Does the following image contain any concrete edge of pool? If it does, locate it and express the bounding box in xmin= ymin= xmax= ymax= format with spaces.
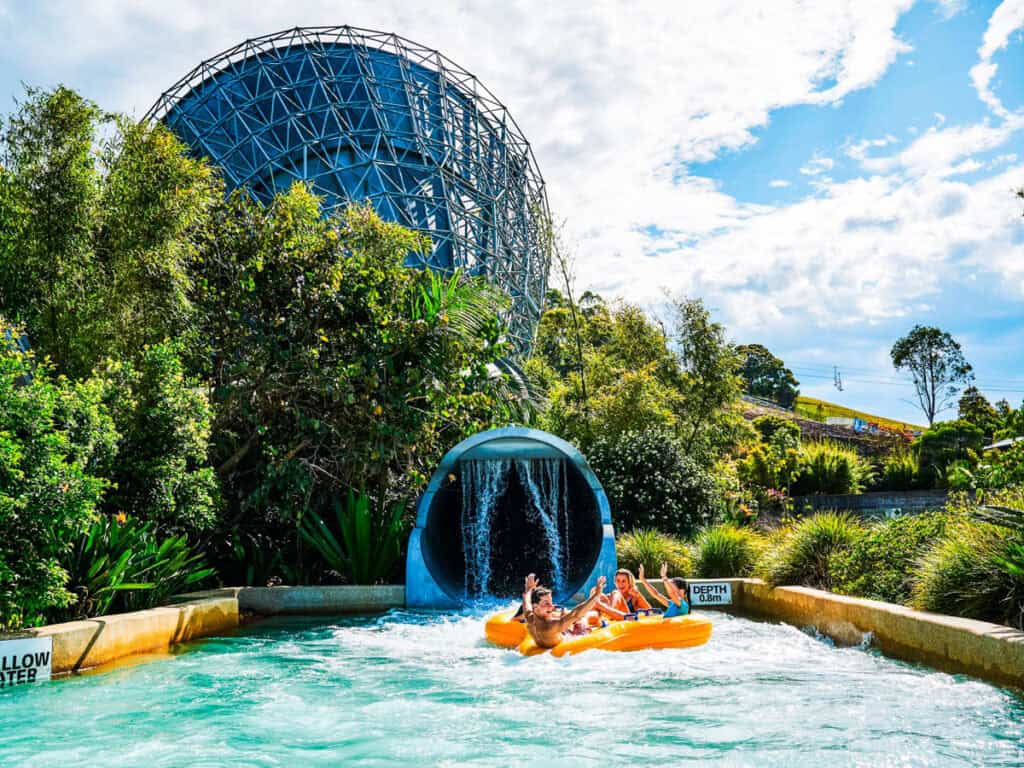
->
xmin=4 ymin=581 xmax=1023 ymax=688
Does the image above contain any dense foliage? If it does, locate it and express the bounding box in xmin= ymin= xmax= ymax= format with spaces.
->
xmin=588 ymin=428 xmax=720 ymax=536
xmin=756 ymin=512 xmax=863 ymax=590
xmin=829 ymin=512 xmax=949 ymax=604
xmin=0 ymin=338 xmax=116 ymax=630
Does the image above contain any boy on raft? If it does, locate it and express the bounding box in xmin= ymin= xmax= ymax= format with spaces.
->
xmin=638 ymin=563 xmax=690 ymax=618
xmin=520 ymin=573 xmax=606 ymax=649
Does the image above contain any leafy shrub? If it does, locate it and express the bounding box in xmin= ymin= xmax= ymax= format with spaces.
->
xmin=692 ymin=524 xmax=765 ymax=577
xmin=911 ymin=519 xmax=1024 ymax=629
xmin=791 ymin=441 xmax=875 ymax=495
xmin=756 ymin=511 xmax=863 ymax=589
xmin=0 ymin=338 xmax=117 ymax=630
xmin=57 ymin=514 xmax=214 ymax=620
xmin=99 ymin=341 xmax=221 ymax=534
xmin=829 ymin=512 xmax=948 ymax=604
xmin=738 ymin=443 xmax=800 ymax=492
xmin=752 ymin=415 xmax=800 ymax=451
xmin=616 ymin=528 xmax=692 ymax=577
xmin=947 ymin=443 xmax=1024 ymax=491
xmin=914 ymin=419 xmax=985 ymax=488
xmin=589 ymin=428 xmax=720 ymax=537
xmin=299 ymin=490 xmax=405 ymax=584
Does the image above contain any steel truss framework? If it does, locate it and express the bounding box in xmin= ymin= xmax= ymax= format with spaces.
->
xmin=147 ymin=26 xmax=551 ymax=354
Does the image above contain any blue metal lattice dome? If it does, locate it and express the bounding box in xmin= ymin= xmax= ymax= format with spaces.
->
xmin=147 ymin=26 xmax=551 ymax=353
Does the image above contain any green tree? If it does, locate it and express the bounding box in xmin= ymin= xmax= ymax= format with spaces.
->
xmin=669 ymin=296 xmax=746 ymax=460
xmin=588 ymin=428 xmax=720 ymax=537
xmin=958 ymin=386 xmax=1000 ymax=443
xmin=192 ymin=189 xmax=521 ymax=527
xmin=891 ymin=325 xmax=974 ymax=426
xmin=98 ymin=341 xmax=220 ymax=535
xmin=737 ymin=343 xmax=800 ymax=408
xmin=0 ymin=86 xmax=220 ymax=376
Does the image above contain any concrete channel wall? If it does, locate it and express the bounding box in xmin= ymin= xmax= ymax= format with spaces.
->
xmin=730 ymin=579 xmax=1024 ymax=689
xmin=24 ymin=595 xmax=239 ymax=675
xmin=7 ymin=582 xmax=1024 ymax=689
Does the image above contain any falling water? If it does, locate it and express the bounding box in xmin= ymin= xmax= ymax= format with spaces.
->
xmin=517 ymin=458 xmax=568 ymax=594
xmin=460 ymin=458 xmax=511 ymax=596
xmin=460 ymin=457 xmax=570 ymax=598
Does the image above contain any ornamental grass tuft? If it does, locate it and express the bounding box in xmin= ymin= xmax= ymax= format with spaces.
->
xmin=756 ymin=511 xmax=863 ymax=589
xmin=692 ymin=524 xmax=765 ymax=578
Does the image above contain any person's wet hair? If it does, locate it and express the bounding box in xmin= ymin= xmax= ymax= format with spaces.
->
xmin=670 ymin=577 xmax=689 ymax=600
xmin=515 ymin=587 xmax=551 ymax=618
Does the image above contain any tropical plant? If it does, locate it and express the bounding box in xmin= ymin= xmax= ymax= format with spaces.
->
xmin=299 ymin=490 xmax=406 ymax=585
xmin=692 ymin=524 xmax=765 ymax=578
xmin=588 ymin=428 xmax=721 ymax=537
xmin=791 ymin=440 xmax=876 ymax=495
xmin=756 ymin=511 xmax=863 ymax=589
xmin=58 ymin=514 xmax=214 ymax=620
xmin=947 ymin=443 xmax=1024 ymax=491
xmin=616 ymin=528 xmax=692 ymax=577
xmin=195 ymin=192 xmax=520 ymax=529
xmin=829 ymin=512 xmax=949 ymax=604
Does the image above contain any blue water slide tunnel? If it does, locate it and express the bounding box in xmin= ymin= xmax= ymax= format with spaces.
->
xmin=406 ymin=426 xmax=617 ymax=609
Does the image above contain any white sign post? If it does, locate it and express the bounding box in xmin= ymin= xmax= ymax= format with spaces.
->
xmin=0 ymin=636 xmax=53 ymax=689
xmin=688 ymin=581 xmax=733 ymax=607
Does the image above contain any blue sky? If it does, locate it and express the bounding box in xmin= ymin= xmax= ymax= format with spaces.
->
xmin=0 ymin=0 xmax=1021 ymax=426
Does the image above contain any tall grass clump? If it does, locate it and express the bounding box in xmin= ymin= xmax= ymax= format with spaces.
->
xmin=911 ymin=520 xmax=1024 ymax=629
xmin=756 ymin=511 xmax=863 ymax=589
xmin=829 ymin=511 xmax=948 ymax=604
xmin=616 ymin=528 xmax=692 ymax=577
xmin=912 ymin=488 xmax=1024 ymax=629
xmin=878 ymin=450 xmax=920 ymax=491
xmin=791 ymin=441 xmax=875 ymax=495
xmin=692 ymin=524 xmax=765 ymax=578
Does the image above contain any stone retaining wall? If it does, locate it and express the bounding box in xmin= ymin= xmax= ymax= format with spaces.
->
xmin=21 ymin=596 xmax=238 ymax=675
xmin=790 ymin=490 xmax=949 ymax=517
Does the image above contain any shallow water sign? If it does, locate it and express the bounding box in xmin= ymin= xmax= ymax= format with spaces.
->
xmin=689 ymin=581 xmax=733 ymax=607
xmin=0 ymin=637 xmax=52 ymax=689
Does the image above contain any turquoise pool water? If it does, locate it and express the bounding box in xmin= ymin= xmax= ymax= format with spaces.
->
xmin=1 ymin=609 xmax=1022 ymax=766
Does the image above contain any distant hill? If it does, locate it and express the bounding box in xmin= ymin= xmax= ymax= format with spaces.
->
xmin=793 ymin=396 xmax=926 ymax=433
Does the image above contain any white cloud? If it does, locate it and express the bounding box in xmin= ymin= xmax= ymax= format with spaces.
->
xmin=800 ymin=154 xmax=835 ymax=176
xmin=932 ymin=0 xmax=966 ymax=20
xmin=769 ymin=179 xmax=790 ymax=188
xmin=845 ymin=134 xmax=898 ymax=162
xmin=970 ymin=0 xmax=1024 ymax=116
xmin=857 ymin=116 xmax=1024 ymax=177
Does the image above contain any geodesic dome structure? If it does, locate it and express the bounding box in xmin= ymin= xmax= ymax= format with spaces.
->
xmin=147 ymin=26 xmax=551 ymax=354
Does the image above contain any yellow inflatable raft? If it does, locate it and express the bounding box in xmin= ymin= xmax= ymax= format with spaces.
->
xmin=484 ymin=609 xmax=712 ymax=657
